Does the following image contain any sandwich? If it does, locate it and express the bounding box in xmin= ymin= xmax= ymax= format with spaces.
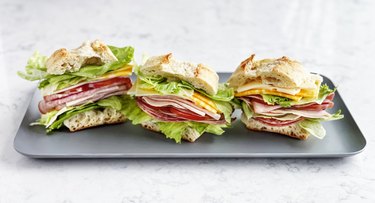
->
xmin=227 ymin=54 xmax=343 ymax=140
xmin=122 ymin=53 xmax=234 ymax=143
xmin=18 ymin=40 xmax=134 ymax=132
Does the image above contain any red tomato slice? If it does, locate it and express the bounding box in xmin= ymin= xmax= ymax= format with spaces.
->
xmin=89 ymin=77 xmax=130 ymax=89
xmin=44 ymin=77 xmax=131 ymax=101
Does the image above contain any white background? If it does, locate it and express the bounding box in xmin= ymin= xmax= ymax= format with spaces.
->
xmin=1 ymin=0 xmax=374 ymax=202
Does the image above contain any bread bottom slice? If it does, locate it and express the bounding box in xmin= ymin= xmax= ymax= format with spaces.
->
xmin=63 ymin=107 xmax=126 ymax=132
xmin=241 ymin=114 xmax=309 ymax=140
xmin=141 ymin=121 xmax=201 ymax=142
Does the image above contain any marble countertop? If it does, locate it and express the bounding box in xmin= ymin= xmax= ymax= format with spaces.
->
xmin=1 ymin=0 xmax=374 ymax=202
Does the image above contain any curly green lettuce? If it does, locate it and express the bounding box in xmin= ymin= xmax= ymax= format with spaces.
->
xmin=297 ymin=110 xmax=344 ymax=139
xmin=262 ymin=94 xmax=292 ymax=107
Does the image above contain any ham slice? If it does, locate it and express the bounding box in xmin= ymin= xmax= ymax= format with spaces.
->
xmin=142 ymin=96 xmax=205 ymax=116
xmin=137 ymin=98 xmax=182 ymax=122
xmin=240 ymin=92 xmax=335 ymax=114
xmin=252 ymin=101 xmax=281 ymax=113
xmin=292 ymin=101 xmax=334 ymax=111
xmin=65 ymin=90 xmax=128 ymax=107
xmin=145 ymin=95 xmax=222 ymax=120
xmin=254 ymin=117 xmax=304 ymax=127
xmin=240 ymin=92 xmax=336 ymax=121
xmin=38 ymin=77 xmax=131 ymax=114
xmin=270 ymin=109 xmax=330 ymax=118
xmin=136 ymin=96 xmax=226 ymax=124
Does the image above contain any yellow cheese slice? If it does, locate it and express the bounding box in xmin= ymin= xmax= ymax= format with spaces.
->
xmin=100 ymin=65 xmax=133 ymax=79
xmin=237 ymin=80 xmax=319 ymax=99
xmin=191 ymin=97 xmax=218 ymax=114
xmin=237 ymin=81 xmax=301 ymax=95
xmin=136 ymin=87 xmax=162 ymax=96
xmin=191 ymin=92 xmax=220 ymax=114
xmin=296 ymin=88 xmax=318 ymax=98
xmin=127 ymin=79 xmax=159 ymax=96
xmin=235 ymin=89 xmax=303 ymax=101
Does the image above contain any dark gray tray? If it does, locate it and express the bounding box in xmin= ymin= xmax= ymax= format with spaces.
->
xmin=14 ymin=73 xmax=366 ymax=158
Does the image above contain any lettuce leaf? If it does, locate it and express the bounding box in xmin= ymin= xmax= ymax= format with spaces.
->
xmin=205 ymin=124 xmax=226 ymax=135
xmin=307 ymin=110 xmax=344 ymax=122
xmin=108 ymin=46 xmax=134 ymax=63
xmin=157 ymin=121 xmax=227 ymax=143
xmin=230 ymin=97 xmax=242 ymax=109
xmin=316 ymin=84 xmax=335 ymax=104
xmin=138 ymin=78 xmax=194 ymax=98
xmin=97 ymin=96 xmax=124 ymax=111
xmin=215 ymin=100 xmax=234 ymax=123
xmin=298 ymin=119 xmax=326 ymax=139
xmin=262 ymin=94 xmax=292 ymax=107
xmin=298 ymin=110 xmax=343 ymax=139
xmin=241 ymin=101 xmax=253 ymax=120
xmin=180 ymin=81 xmax=234 ymax=102
xmin=156 ymin=122 xmax=189 ymax=142
xmin=17 ymin=52 xmax=48 ymax=81
xmin=197 ymin=84 xmax=234 ymax=102
xmin=31 ymin=110 xmax=60 ymax=127
xmin=120 ymin=96 xmax=154 ymax=125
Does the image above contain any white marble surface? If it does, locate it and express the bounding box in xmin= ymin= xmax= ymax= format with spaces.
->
xmin=1 ymin=0 xmax=374 ymax=202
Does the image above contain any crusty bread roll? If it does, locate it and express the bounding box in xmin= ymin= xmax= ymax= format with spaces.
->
xmin=240 ymin=114 xmax=309 ymax=140
xmin=227 ymin=54 xmax=322 ymax=90
xmin=63 ymin=107 xmax=126 ymax=132
xmin=140 ymin=53 xmax=219 ymax=95
xmin=46 ymin=40 xmax=117 ymax=75
xmin=140 ymin=121 xmax=201 ymax=142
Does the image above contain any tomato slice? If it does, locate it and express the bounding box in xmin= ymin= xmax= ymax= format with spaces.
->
xmin=170 ymin=108 xmax=207 ymax=121
xmin=89 ymin=77 xmax=130 ymax=89
xmin=44 ymin=77 xmax=131 ymax=101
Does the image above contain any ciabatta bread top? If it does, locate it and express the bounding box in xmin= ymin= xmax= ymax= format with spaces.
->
xmin=227 ymin=54 xmax=322 ymax=90
xmin=46 ymin=40 xmax=117 ymax=75
xmin=140 ymin=53 xmax=219 ymax=95
xmin=241 ymin=114 xmax=309 ymax=140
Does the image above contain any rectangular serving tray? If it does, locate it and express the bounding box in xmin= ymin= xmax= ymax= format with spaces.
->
xmin=14 ymin=73 xmax=366 ymax=158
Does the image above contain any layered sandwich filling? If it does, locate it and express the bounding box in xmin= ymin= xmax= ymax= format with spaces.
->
xmin=39 ymin=76 xmax=132 ymax=114
xmin=122 ymin=68 xmax=234 ymax=143
xmin=236 ymin=81 xmax=343 ymax=138
xmin=136 ymin=95 xmax=226 ymax=124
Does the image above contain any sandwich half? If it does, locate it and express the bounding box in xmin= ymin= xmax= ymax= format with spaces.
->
xmin=227 ymin=54 xmax=343 ymax=140
xmin=18 ymin=40 xmax=134 ymax=132
xmin=122 ymin=53 xmax=234 ymax=143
